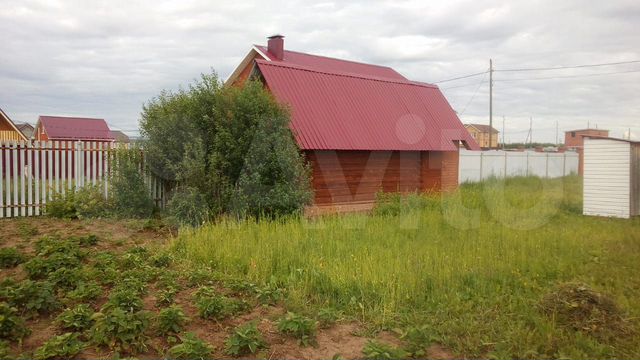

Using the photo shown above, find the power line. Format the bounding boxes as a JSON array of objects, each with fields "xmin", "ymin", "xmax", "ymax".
[
  {"xmin": 495, "ymin": 59, "xmax": 640, "ymax": 72},
  {"xmin": 434, "ymin": 70, "xmax": 488, "ymax": 84},
  {"xmin": 494, "ymin": 68, "xmax": 640, "ymax": 82},
  {"xmin": 459, "ymin": 71, "xmax": 489, "ymax": 115}
]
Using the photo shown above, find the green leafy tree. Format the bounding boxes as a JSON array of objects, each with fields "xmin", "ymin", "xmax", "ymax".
[{"xmin": 139, "ymin": 72, "xmax": 311, "ymax": 220}]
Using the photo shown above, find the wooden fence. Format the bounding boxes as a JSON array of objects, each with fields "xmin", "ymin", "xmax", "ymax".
[{"xmin": 0, "ymin": 140, "xmax": 167, "ymax": 218}]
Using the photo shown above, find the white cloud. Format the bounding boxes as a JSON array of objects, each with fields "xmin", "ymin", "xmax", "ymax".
[{"xmin": 0, "ymin": 0, "xmax": 638, "ymax": 141}]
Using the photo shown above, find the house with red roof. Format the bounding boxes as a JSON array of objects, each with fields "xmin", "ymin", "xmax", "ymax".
[
  {"xmin": 34, "ymin": 116, "xmax": 114, "ymax": 142},
  {"xmin": 228, "ymin": 35, "xmax": 479, "ymax": 211}
]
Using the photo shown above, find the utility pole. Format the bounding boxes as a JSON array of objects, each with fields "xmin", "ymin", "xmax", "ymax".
[
  {"xmin": 489, "ymin": 59, "xmax": 493, "ymax": 149},
  {"xmin": 555, "ymin": 120, "xmax": 559, "ymax": 146}
]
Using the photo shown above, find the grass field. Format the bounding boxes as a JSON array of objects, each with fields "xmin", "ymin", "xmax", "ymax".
[{"xmin": 173, "ymin": 176, "xmax": 640, "ymax": 359}]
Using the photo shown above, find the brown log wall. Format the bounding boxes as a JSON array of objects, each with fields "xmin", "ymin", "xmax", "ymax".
[{"xmin": 307, "ymin": 149, "xmax": 459, "ymax": 206}]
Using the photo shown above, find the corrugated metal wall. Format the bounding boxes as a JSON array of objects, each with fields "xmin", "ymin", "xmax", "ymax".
[{"xmin": 583, "ymin": 138, "xmax": 631, "ymax": 218}]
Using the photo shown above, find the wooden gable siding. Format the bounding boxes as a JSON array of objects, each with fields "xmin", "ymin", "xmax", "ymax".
[{"xmin": 307, "ymin": 150, "xmax": 458, "ymax": 206}]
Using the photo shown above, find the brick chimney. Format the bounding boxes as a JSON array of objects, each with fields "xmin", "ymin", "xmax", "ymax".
[{"xmin": 267, "ymin": 34, "xmax": 284, "ymax": 60}]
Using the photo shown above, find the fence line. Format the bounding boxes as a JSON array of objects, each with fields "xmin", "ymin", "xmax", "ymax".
[
  {"xmin": 459, "ymin": 149, "xmax": 579, "ymax": 183},
  {"xmin": 0, "ymin": 140, "xmax": 167, "ymax": 218}
]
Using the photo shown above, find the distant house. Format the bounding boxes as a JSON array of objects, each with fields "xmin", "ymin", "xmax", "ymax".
[
  {"xmin": 15, "ymin": 123, "xmax": 34, "ymax": 139},
  {"xmin": 0, "ymin": 108, "xmax": 29, "ymax": 141},
  {"xmin": 110, "ymin": 130, "xmax": 130, "ymax": 143},
  {"xmin": 227, "ymin": 35, "xmax": 479, "ymax": 212},
  {"xmin": 564, "ymin": 128, "xmax": 609, "ymax": 174},
  {"xmin": 35, "ymin": 116, "xmax": 114, "ymax": 142},
  {"xmin": 464, "ymin": 124, "xmax": 499, "ymax": 149}
]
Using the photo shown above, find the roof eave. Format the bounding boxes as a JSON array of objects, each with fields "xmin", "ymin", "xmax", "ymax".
[{"xmin": 224, "ymin": 46, "xmax": 271, "ymax": 86}]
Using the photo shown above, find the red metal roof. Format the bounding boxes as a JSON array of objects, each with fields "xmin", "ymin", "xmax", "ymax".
[
  {"xmin": 255, "ymin": 45, "xmax": 407, "ymax": 81},
  {"xmin": 256, "ymin": 60, "xmax": 479, "ymax": 151},
  {"xmin": 38, "ymin": 116, "xmax": 114, "ymax": 141}
]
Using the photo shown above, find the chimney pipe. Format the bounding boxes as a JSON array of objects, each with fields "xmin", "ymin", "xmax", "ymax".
[{"xmin": 267, "ymin": 34, "xmax": 284, "ymax": 60}]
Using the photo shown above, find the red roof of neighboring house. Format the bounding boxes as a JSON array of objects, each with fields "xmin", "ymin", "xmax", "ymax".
[
  {"xmin": 38, "ymin": 116, "xmax": 114, "ymax": 141},
  {"xmin": 254, "ymin": 45, "xmax": 407, "ymax": 81},
  {"xmin": 256, "ymin": 59, "xmax": 478, "ymax": 151}
]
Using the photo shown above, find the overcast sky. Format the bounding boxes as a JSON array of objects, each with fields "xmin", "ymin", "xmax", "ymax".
[{"xmin": 1, "ymin": 0, "xmax": 638, "ymax": 143}]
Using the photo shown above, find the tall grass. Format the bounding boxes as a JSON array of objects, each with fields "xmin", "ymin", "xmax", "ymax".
[{"xmin": 171, "ymin": 176, "xmax": 640, "ymax": 358}]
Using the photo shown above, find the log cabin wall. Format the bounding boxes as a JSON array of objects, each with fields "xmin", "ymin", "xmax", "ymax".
[{"xmin": 307, "ymin": 149, "xmax": 459, "ymax": 206}]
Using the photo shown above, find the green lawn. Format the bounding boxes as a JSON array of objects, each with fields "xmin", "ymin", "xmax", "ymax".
[{"xmin": 172, "ymin": 176, "xmax": 640, "ymax": 359}]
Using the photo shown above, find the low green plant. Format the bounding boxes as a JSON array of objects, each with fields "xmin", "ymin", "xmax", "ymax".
[
  {"xmin": 17, "ymin": 221, "xmax": 39, "ymax": 239},
  {"xmin": 7, "ymin": 280, "xmax": 60, "ymax": 317},
  {"xmin": 24, "ymin": 253, "xmax": 82, "ymax": 279},
  {"xmin": 34, "ymin": 332, "xmax": 85, "ymax": 360},
  {"xmin": 0, "ymin": 340, "xmax": 10, "ymax": 359},
  {"xmin": 55, "ymin": 304, "xmax": 95, "ymax": 331},
  {"xmin": 90, "ymin": 308, "xmax": 150, "ymax": 353},
  {"xmin": 195, "ymin": 290, "xmax": 248, "ymax": 321},
  {"xmin": 103, "ymin": 288, "xmax": 144, "ymax": 313},
  {"xmin": 151, "ymin": 252, "xmax": 173, "ymax": 267},
  {"xmin": 399, "ymin": 325, "xmax": 437, "ymax": 357},
  {"xmin": 167, "ymin": 332, "xmax": 214, "ymax": 360},
  {"xmin": 71, "ymin": 234, "xmax": 99, "ymax": 247},
  {"xmin": 156, "ymin": 287, "xmax": 178, "ymax": 307},
  {"xmin": 65, "ymin": 280, "xmax": 102, "ymax": 303},
  {"xmin": 362, "ymin": 340, "xmax": 409, "ymax": 360},
  {"xmin": 317, "ymin": 307, "xmax": 341, "ymax": 328},
  {"xmin": 225, "ymin": 322, "xmax": 267, "ymax": 356},
  {"xmin": 157, "ymin": 305, "xmax": 189, "ymax": 335},
  {"xmin": 255, "ymin": 280, "xmax": 285, "ymax": 305},
  {"xmin": 0, "ymin": 302, "xmax": 30, "ymax": 341},
  {"xmin": 46, "ymin": 267, "xmax": 88, "ymax": 290},
  {"xmin": 277, "ymin": 312, "xmax": 317, "ymax": 346},
  {"xmin": 0, "ymin": 247, "xmax": 26, "ymax": 268}
]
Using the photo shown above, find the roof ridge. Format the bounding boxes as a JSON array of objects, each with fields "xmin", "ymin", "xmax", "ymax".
[
  {"xmin": 255, "ymin": 59, "xmax": 437, "ymax": 88},
  {"xmin": 40, "ymin": 115, "xmax": 105, "ymax": 121},
  {"xmin": 253, "ymin": 45, "xmax": 403, "ymax": 73}
]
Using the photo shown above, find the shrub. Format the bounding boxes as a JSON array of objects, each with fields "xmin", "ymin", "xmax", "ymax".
[
  {"xmin": 55, "ymin": 304, "xmax": 95, "ymax": 331},
  {"xmin": 110, "ymin": 148, "xmax": 154, "ymax": 218},
  {"xmin": 362, "ymin": 340, "xmax": 409, "ymax": 360},
  {"xmin": 277, "ymin": 312, "xmax": 317, "ymax": 346},
  {"xmin": 168, "ymin": 332, "xmax": 214, "ymax": 360},
  {"xmin": 74, "ymin": 184, "xmax": 110, "ymax": 219},
  {"xmin": 167, "ymin": 186, "xmax": 210, "ymax": 227},
  {"xmin": 8, "ymin": 280, "xmax": 60, "ymax": 317},
  {"xmin": 0, "ymin": 302, "xmax": 30, "ymax": 341},
  {"xmin": 225, "ymin": 322, "xmax": 266, "ymax": 356},
  {"xmin": 157, "ymin": 305, "xmax": 189, "ymax": 335},
  {"xmin": 44, "ymin": 191, "xmax": 77, "ymax": 218},
  {"xmin": 34, "ymin": 332, "xmax": 85, "ymax": 360},
  {"xmin": 0, "ymin": 247, "xmax": 26, "ymax": 268},
  {"xmin": 90, "ymin": 308, "xmax": 150, "ymax": 353},
  {"xmin": 230, "ymin": 112, "xmax": 312, "ymax": 218},
  {"xmin": 0, "ymin": 341, "xmax": 10, "ymax": 359}
]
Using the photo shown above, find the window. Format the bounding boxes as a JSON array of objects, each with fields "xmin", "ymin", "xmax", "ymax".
[{"xmin": 571, "ymin": 132, "xmax": 576, "ymax": 137}]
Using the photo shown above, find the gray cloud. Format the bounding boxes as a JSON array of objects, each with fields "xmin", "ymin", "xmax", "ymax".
[{"xmin": 1, "ymin": 0, "xmax": 638, "ymax": 142}]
